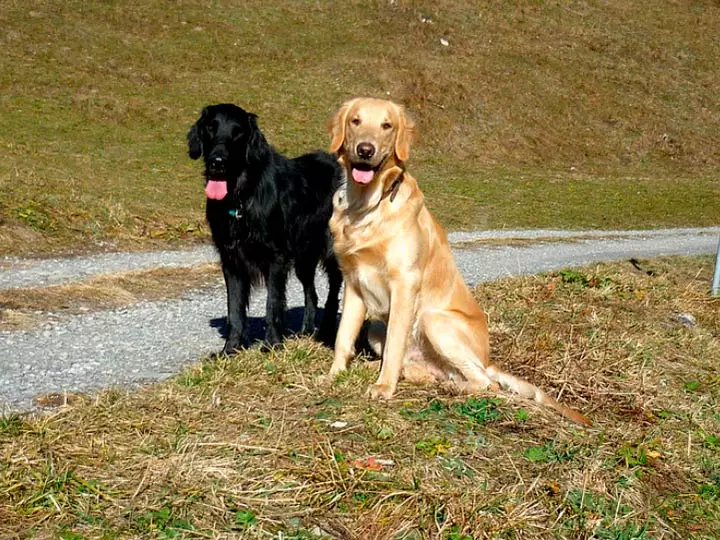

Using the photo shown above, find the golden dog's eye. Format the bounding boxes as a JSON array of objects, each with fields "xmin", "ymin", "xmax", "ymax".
[
  {"xmin": 351, "ymin": 118, "xmax": 361, "ymax": 126},
  {"xmin": 381, "ymin": 122, "xmax": 392, "ymax": 130}
]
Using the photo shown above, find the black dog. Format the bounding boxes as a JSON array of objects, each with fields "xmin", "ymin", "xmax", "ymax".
[{"xmin": 187, "ymin": 103, "xmax": 343, "ymax": 352}]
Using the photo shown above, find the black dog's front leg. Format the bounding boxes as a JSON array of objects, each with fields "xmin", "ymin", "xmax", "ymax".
[
  {"xmin": 318, "ymin": 253, "xmax": 342, "ymax": 346},
  {"xmin": 222, "ymin": 265, "xmax": 250, "ymax": 354},
  {"xmin": 295, "ymin": 260, "xmax": 319, "ymax": 336},
  {"xmin": 264, "ymin": 260, "xmax": 289, "ymax": 347}
]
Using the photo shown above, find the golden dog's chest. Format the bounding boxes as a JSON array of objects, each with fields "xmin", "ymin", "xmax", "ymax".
[
  {"xmin": 348, "ymin": 264, "xmax": 391, "ymax": 320},
  {"xmin": 331, "ymin": 215, "xmax": 385, "ymax": 318}
]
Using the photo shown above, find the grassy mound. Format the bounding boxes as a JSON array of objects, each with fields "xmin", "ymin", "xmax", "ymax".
[{"xmin": 1, "ymin": 255, "xmax": 718, "ymax": 537}]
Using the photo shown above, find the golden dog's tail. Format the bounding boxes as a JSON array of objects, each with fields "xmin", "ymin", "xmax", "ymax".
[{"xmin": 485, "ymin": 365, "xmax": 592, "ymax": 426}]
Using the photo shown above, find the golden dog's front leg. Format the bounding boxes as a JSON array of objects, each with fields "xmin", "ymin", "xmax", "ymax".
[
  {"xmin": 368, "ymin": 282, "xmax": 418, "ymax": 399},
  {"xmin": 328, "ymin": 283, "xmax": 367, "ymax": 378}
]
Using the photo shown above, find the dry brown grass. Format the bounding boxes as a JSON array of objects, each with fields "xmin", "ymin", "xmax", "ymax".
[
  {"xmin": 0, "ymin": 264, "xmax": 220, "ymax": 331},
  {"xmin": 0, "ymin": 255, "xmax": 718, "ymax": 538}
]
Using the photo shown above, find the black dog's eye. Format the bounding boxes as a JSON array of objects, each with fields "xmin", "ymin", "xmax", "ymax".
[
  {"xmin": 351, "ymin": 117, "xmax": 361, "ymax": 126},
  {"xmin": 205, "ymin": 122, "xmax": 216, "ymax": 135},
  {"xmin": 231, "ymin": 127, "xmax": 243, "ymax": 139},
  {"xmin": 381, "ymin": 122, "xmax": 392, "ymax": 130}
]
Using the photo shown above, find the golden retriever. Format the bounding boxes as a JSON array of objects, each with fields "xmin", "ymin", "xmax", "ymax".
[{"xmin": 325, "ymin": 97, "xmax": 591, "ymax": 426}]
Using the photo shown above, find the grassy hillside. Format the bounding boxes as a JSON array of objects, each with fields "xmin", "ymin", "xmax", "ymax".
[{"xmin": 1, "ymin": 1, "xmax": 719, "ymax": 256}]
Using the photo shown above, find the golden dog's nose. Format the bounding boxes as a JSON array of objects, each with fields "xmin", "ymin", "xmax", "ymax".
[{"xmin": 356, "ymin": 142, "xmax": 375, "ymax": 160}]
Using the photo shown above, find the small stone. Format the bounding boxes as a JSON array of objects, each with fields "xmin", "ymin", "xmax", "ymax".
[{"xmin": 676, "ymin": 312, "xmax": 697, "ymax": 328}]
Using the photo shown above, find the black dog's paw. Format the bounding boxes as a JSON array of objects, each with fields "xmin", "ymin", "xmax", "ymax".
[
  {"xmin": 260, "ymin": 341, "xmax": 280, "ymax": 353},
  {"xmin": 299, "ymin": 320, "xmax": 316, "ymax": 337},
  {"xmin": 218, "ymin": 337, "xmax": 247, "ymax": 357},
  {"xmin": 260, "ymin": 337, "xmax": 283, "ymax": 353},
  {"xmin": 262, "ymin": 327, "xmax": 284, "ymax": 350},
  {"xmin": 208, "ymin": 350, "xmax": 228, "ymax": 361},
  {"xmin": 316, "ymin": 324, "xmax": 337, "ymax": 348},
  {"xmin": 264, "ymin": 332, "xmax": 282, "ymax": 347}
]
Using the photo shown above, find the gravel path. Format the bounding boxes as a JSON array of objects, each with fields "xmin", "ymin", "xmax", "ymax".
[
  {"xmin": 2, "ymin": 227, "xmax": 718, "ymax": 291},
  {"xmin": 0, "ymin": 246, "xmax": 218, "ymax": 290},
  {"xmin": 1, "ymin": 228, "xmax": 718, "ymax": 412}
]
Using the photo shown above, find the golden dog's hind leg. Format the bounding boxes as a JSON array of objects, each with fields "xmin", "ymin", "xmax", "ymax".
[
  {"xmin": 329, "ymin": 285, "xmax": 367, "ymax": 378},
  {"xmin": 365, "ymin": 322, "xmax": 441, "ymax": 384},
  {"xmin": 402, "ymin": 343, "xmax": 450, "ymax": 384},
  {"xmin": 421, "ymin": 310, "xmax": 592, "ymax": 426},
  {"xmin": 420, "ymin": 310, "xmax": 499, "ymax": 392}
]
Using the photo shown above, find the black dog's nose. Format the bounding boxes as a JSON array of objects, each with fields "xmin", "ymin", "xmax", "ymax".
[
  {"xmin": 208, "ymin": 155, "xmax": 226, "ymax": 172},
  {"xmin": 356, "ymin": 142, "xmax": 375, "ymax": 160}
]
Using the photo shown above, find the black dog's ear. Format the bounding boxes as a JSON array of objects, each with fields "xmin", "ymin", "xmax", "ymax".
[
  {"xmin": 245, "ymin": 113, "xmax": 268, "ymax": 163},
  {"xmin": 187, "ymin": 107, "xmax": 208, "ymax": 160}
]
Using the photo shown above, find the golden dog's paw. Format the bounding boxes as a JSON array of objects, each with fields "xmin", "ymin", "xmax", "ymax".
[
  {"xmin": 366, "ymin": 383, "xmax": 395, "ymax": 400},
  {"xmin": 440, "ymin": 380, "xmax": 500, "ymax": 396},
  {"xmin": 317, "ymin": 374, "xmax": 333, "ymax": 386},
  {"xmin": 327, "ymin": 364, "xmax": 347, "ymax": 379},
  {"xmin": 318, "ymin": 364, "xmax": 346, "ymax": 386},
  {"xmin": 318, "ymin": 372, "xmax": 339, "ymax": 387},
  {"xmin": 439, "ymin": 381, "xmax": 463, "ymax": 396}
]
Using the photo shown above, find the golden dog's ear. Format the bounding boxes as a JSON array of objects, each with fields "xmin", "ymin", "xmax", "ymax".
[
  {"xmin": 328, "ymin": 99, "xmax": 357, "ymax": 153},
  {"xmin": 394, "ymin": 104, "xmax": 416, "ymax": 163}
]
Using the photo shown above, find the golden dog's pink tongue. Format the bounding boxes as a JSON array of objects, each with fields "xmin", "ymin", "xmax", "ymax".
[
  {"xmin": 205, "ymin": 180, "xmax": 228, "ymax": 200},
  {"xmin": 352, "ymin": 168, "xmax": 374, "ymax": 184}
]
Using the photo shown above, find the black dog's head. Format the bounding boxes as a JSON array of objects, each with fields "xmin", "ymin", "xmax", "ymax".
[{"xmin": 187, "ymin": 103, "xmax": 269, "ymax": 200}]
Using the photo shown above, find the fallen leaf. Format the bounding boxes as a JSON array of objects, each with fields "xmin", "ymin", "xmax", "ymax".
[
  {"xmin": 545, "ymin": 481, "xmax": 561, "ymax": 495},
  {"xmin": 351, "ymin": 457, "xmax": 384, "ymax": 471}
]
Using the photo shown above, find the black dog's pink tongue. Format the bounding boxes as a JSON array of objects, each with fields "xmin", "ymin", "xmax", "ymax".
[{"xmin": 205, "ymin": 179, "xmax": 228, "ymax": 200}]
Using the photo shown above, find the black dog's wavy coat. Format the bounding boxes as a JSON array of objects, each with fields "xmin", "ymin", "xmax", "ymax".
[{"xmin": 187, "ymin": 103, "xmax": 343, "ymax": 351}]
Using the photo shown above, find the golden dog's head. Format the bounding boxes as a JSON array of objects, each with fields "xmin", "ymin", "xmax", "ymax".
[{"xmin": 328, "ymin": 97, "xmax": 415, "ymax": 186}]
